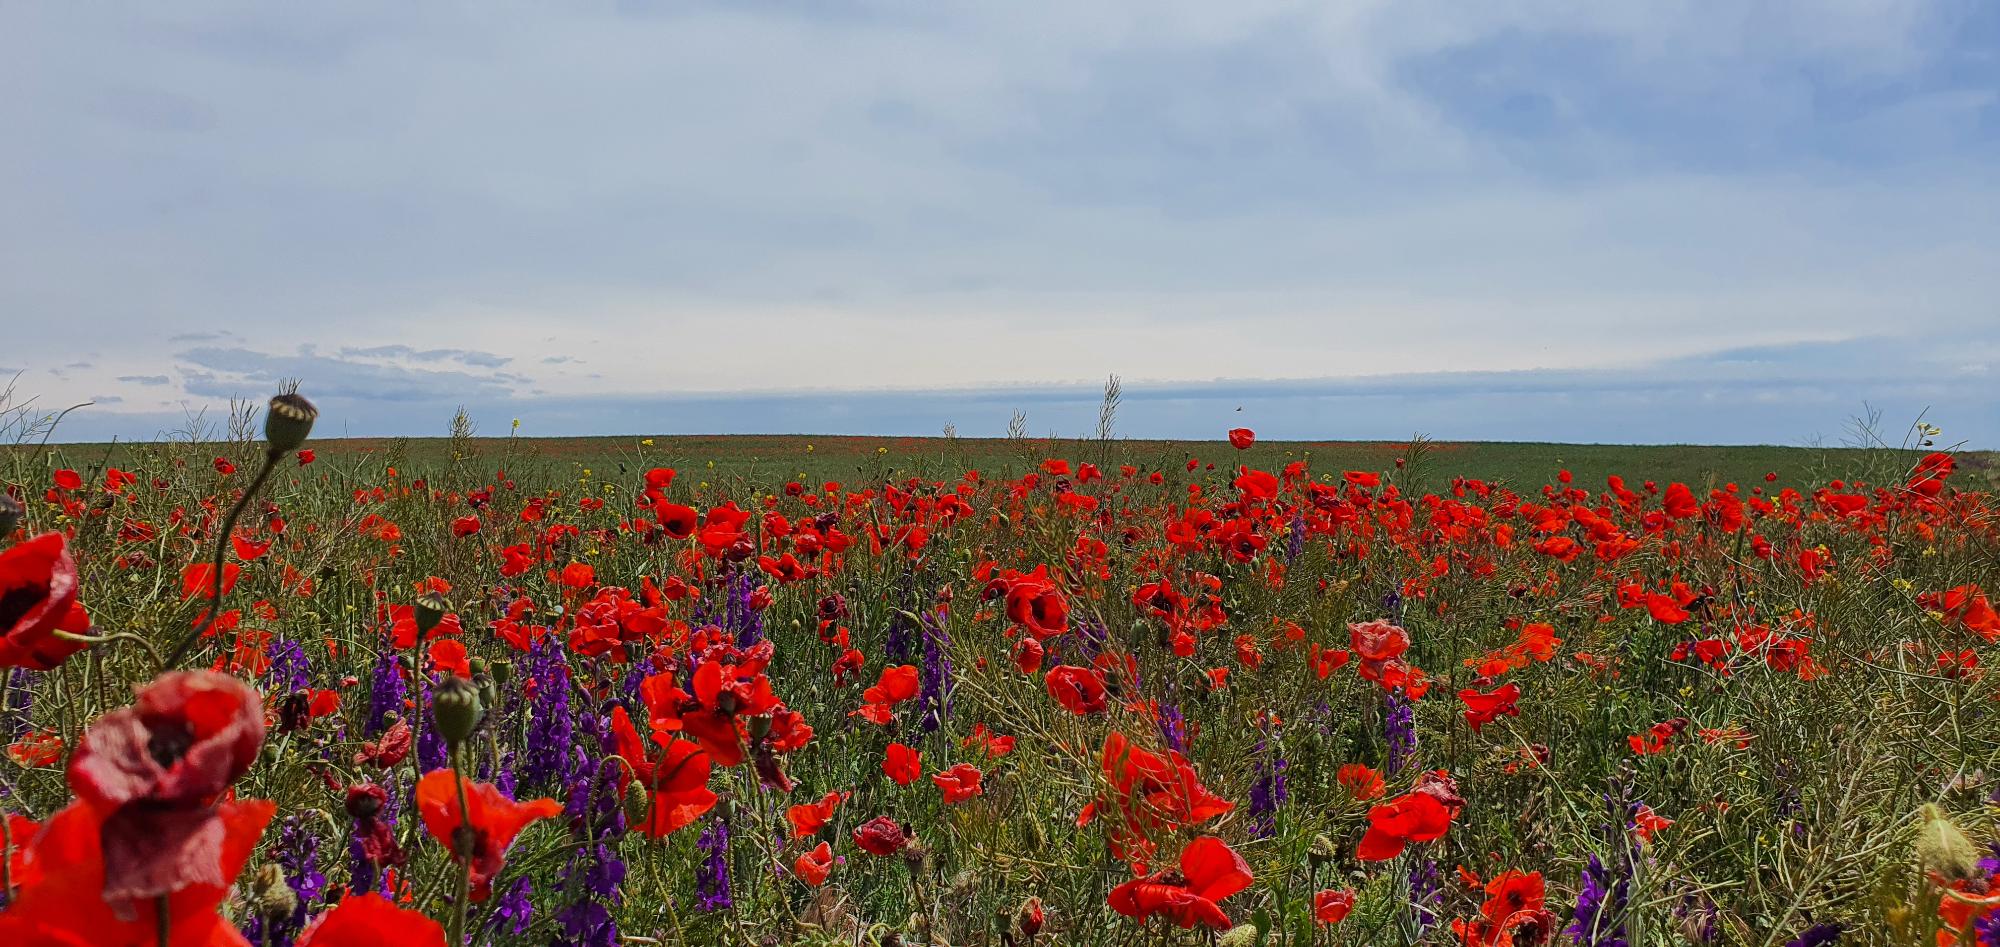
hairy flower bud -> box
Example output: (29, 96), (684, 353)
(252, 863), (298, 920)
(264, 392), (318, 454)
(1218, 924), (1260, 947)
(1916, 803), (1981, 882)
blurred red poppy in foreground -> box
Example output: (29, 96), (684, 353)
(415, 770), (561, 900)
(0, 532), (92, 671)
(67, 670), (266, 902)
(1107, 835), (1252, 930)
(295, 893), (445, 947)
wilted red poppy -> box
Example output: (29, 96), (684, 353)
(415, 770), (561, 900)
(66, 670), (266, 902)
(1107, 835), (1252, 930)
(931, 763), (984, 804)
(794, 841), (836, 886)
(851, 815), (910, 856)
(0, 532), (91, 671)
(1227, 428), (1255, 450)
(295, 892), (445, 947)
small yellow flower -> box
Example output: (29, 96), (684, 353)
(641, 438), (655, 447)
(806, 444), (815, 453)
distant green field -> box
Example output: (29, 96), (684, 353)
(17, 434), (1991, 494)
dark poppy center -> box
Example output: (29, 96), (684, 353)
(0, 584), (44, 629)
(147, 720), (196, 769)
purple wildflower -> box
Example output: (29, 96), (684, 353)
(696, 815), (733, 911)
(1247, 732), (1289, 839)
(1784, 923), (1841, 947)
(917, 606), (953, 732)
(1383, 690), (1416, 776)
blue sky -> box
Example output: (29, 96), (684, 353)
(3, 2), (1995, 446)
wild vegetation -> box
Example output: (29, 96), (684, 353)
(1, 389), (1997, 946)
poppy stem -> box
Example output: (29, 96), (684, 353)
(163, 448), (280, 668)
(53, 630), (164, 670)
(155, 893), (170, 947)
(448, 760), (473, 946)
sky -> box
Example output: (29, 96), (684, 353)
(2, 2), (1996, 447)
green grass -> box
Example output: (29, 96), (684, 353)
(26, 434), (1994, 495)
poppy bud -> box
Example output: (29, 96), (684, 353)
(489, 659), (513, 685)
(432, 676), (484, 749)
(622, 781), (651, 825)
(1218, 925), (1259, 947)
(414, 593), (448, 636)
(0, 494), (21, 535)
(252, 863), (298, 920)
(1916, 803), (1981, 882)
(264, 391), (318, 454)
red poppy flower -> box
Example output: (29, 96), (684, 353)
(51, 469), (83, 491)
(66, 670), (266, 903)
(794, 841), (836, 886)
(1227, 428), (1255, 450)
(656, 502), (700, 540)
(883, 742), (922, 786)
(0, 532), (91, 671)
(931, 763), (984, 804)
(1107, 835), (1252, 930)
(1453, 869), (1557, 947)
(852, 664), (919, 724)
(1001, 566), (1069, 638)
(415, 770), (561, 900)
(1457, 683), (1521, 733)
(1336, 763), (1386, 801)
(1355, 774), (1462, 862)
(0, 795), (273, 946)
(608, 707), (717, 839)
(1314, 889), (1356, 925)
(786, 791), (847, 839)
(1045, 664), (1109, 715)
(851, 815), (910, 856)
(180, 562), (241, 600)
(295, 893), (445, 947)
(450, 515), (481, 538)
(1083, 732), (1234, 870)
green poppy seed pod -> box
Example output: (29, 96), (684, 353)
(1217, 924), (1260, 947)
(489, 659), (513, 686)
(476, 674), (499, 711)
(264, 392), (318, 454)
(1309, 834), (1338, 867)
(622, 781), (651, 825)
(414, 593), (449, 636)
(469, 657), (489, 677)
(252, 863), (298, 920)
(1916, 803), (1982, 882)
(431, 676), (484, 749)
(0, 494), (22, 535)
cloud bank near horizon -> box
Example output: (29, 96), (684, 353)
(3, 3), (1996, 445)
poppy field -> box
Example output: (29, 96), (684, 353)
(3, 393), (2000, 947)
